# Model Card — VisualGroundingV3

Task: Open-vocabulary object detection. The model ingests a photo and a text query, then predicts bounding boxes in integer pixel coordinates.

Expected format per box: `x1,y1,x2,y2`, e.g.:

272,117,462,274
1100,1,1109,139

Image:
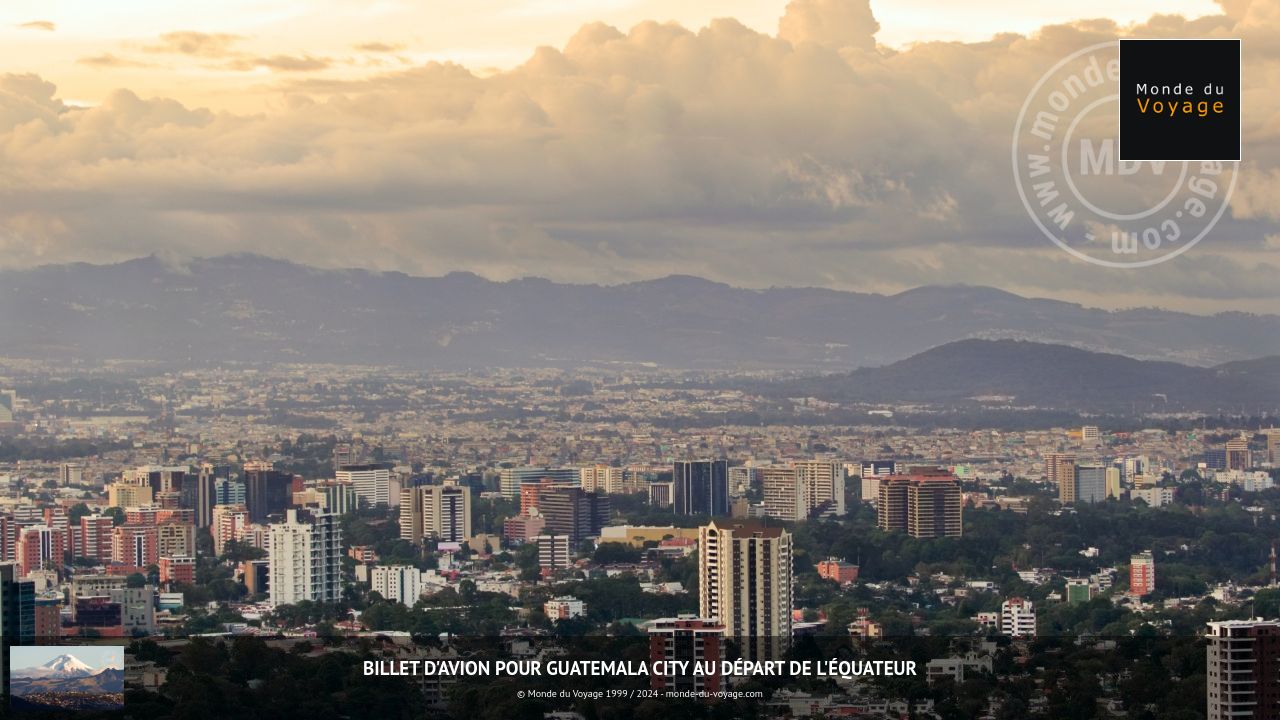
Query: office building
1081,425,1101,445
499,467,579,500
0,563,35,692
647,616,724,694
157,522,195,559
268,509,343,606
1130,551,1155,597
244,461,294,522
338,463,395,508
108,482,154,508
648,481,674,508
674,460,729,516
371,565,424,606
698,520,792,661
1206,620,1280,720
195,463,234,529
876,470,963,539
540,487,610,544
1045,453,1077,503
1074,464,1107,504
59,462,84,486
1226,437,1251,472
816,558,860,585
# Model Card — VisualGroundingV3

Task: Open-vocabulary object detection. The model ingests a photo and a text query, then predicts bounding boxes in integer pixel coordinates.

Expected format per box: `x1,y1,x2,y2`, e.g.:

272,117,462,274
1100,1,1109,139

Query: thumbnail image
8,647,124,713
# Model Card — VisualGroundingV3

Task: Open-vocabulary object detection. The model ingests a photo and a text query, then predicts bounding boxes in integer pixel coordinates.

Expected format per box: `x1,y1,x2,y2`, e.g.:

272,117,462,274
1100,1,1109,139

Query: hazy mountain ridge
10,667,124,696
2,254,1278,369
775,339,1280,413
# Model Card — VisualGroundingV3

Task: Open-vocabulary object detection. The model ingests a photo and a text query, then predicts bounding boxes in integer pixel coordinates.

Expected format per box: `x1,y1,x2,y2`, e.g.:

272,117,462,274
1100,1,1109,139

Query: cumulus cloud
77,54,159,69
144,31,243,58
1,0,1280,312
18,21,55,32
354,42,405,53
226,55,332,72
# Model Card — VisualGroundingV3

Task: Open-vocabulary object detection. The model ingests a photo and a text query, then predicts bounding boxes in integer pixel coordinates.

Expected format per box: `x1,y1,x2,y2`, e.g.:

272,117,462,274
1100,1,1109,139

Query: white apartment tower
268,509,343,606
698,520,793,661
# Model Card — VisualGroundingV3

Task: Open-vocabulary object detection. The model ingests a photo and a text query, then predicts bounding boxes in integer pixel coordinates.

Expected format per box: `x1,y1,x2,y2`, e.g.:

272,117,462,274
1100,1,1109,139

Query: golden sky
3,0,1221,110
2,0,1278,314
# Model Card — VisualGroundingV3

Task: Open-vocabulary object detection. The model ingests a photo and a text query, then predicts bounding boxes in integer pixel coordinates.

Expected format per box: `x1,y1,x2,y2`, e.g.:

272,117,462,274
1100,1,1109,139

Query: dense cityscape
0,360,1277,719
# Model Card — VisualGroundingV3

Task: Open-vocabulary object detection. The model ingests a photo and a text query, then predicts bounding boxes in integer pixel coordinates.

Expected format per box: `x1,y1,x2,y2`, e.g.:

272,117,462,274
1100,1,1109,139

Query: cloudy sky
1,0,1278,313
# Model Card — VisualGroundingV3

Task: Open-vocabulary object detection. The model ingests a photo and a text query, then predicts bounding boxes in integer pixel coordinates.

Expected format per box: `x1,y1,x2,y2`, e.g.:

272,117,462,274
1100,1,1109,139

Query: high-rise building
1206,620,1280,720
536,534,572,576
648,481,674,509
647,616,724,694
579,465,624,494
371,565,424,606
59,463,84,487
499,467,580,500
337,463,395,508
1130,551,1155,597
268,509,343,606
157,522,195,559
1000,597,1036,637
111,524,158,569
129,465,190,497
211,504,251,556
1074,464,1107,504
1266,430,1280,465
760,462,846,520
244,461,294,522
540,487,610,544
195,463,233,529
400,481,473,544
16,526,64,577
1045,453,1077,503
107,482,154,508
760,466,809,521
698,520,792,661
1226,436,1251,472
78,515,115,564
674,460,729,516
0,563,35,692
294,480,356,516
876,470,962,538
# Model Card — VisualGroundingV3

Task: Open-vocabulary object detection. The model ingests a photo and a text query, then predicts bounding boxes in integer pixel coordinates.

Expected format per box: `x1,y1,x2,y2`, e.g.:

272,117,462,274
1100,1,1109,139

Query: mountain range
2,254,1278,370
774,339,1280,413
10,655,123,699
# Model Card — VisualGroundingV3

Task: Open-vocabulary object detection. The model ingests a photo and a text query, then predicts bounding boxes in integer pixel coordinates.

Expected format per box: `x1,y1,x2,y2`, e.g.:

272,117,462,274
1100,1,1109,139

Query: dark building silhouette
244,463,294,523
673,460,729,516
539,488,610,544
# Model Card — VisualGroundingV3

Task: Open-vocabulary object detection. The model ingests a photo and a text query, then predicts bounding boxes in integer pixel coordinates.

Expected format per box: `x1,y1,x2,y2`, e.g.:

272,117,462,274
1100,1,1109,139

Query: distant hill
1,254,1278,369
775,339,1280,413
